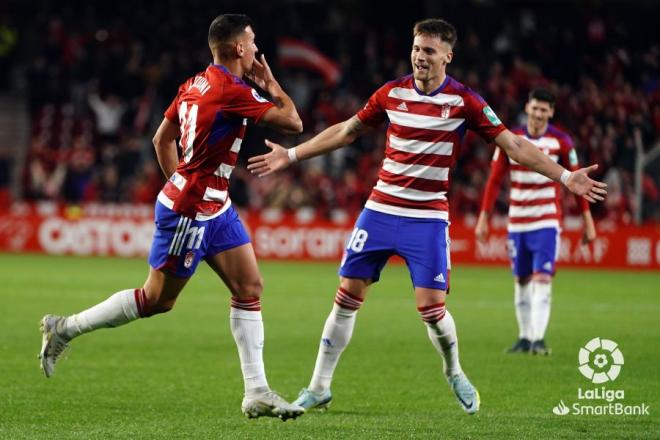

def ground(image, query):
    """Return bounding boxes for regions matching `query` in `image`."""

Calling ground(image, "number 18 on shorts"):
[339,208,451,290]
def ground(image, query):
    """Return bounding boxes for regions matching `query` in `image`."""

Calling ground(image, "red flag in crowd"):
[277,37,341,87]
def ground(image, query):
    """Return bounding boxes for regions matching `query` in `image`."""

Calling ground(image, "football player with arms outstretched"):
[248,18,606,414]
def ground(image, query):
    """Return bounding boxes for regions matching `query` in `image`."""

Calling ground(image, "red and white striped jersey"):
[480,124,589,232]
[159,64,274,220]
[357,75,506,220]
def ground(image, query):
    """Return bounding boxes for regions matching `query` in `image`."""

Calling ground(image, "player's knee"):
[532,273,552,283]
[417,302,446,325]
[141,286,178,316]
[232,276,264,299]
[150,298,177,315]
[339,277,369,299]
[517,275,532,285]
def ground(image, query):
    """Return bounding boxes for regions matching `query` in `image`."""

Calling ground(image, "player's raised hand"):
[565,164,607,203]
[248,54,275,91]
[247,139,292,177]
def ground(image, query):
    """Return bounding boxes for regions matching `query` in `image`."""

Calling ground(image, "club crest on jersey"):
[251,88,269,103]
[184,251,195,268]
[441,104,451,119]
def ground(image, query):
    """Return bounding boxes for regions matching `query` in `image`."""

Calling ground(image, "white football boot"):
[39,315,70,378]
[241,390,305,421]
[293,388,333,411]
[447,372,480,414]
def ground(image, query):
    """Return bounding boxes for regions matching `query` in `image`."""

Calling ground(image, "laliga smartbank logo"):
[552,338,650,416]
[578,337,624,383]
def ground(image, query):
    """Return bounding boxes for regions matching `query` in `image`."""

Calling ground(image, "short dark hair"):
[413,19,457,47]
[208,14,253,48]
[528,88,556,106]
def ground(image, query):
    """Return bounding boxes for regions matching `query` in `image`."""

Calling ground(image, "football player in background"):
[247,19,606,414]
[39,14,305,421]
[475,88,597,355]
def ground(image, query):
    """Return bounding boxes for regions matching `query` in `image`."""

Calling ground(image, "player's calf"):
[418,302,461,376]
[307,287,364,393]
[418,303,480,414]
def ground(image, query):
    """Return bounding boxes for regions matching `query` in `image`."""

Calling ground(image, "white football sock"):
[424,309,463,377]
[230,307,269,396]
[61,289,142,340]
[309,303,359,393]
[514,282,533,340]
[530,280,552,341]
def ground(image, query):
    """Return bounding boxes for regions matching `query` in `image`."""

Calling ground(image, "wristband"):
[560,169,571,185]
[287,147,298,163]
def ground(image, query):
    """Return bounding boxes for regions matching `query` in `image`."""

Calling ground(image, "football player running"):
[39,14,305,421]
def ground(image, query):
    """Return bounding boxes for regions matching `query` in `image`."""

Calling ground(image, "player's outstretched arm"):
[249,54,303,134]
[152,118,180,178]
[247,116,369,177]
[494,130,607,202]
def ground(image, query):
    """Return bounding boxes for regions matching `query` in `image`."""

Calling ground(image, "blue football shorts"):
[506,227,560,278]
[339,208,451,290]
[148,201,250,278]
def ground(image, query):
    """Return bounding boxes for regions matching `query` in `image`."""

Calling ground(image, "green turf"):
[0,254,658,439]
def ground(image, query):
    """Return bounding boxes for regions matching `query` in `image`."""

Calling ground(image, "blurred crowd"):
[4,0,659,222]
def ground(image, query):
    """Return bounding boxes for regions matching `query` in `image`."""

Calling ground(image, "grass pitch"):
[0,254,658,439]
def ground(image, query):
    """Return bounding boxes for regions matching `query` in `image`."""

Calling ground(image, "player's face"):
[525,99,555,131]
[237,26,259,72]
[411,34,453,83]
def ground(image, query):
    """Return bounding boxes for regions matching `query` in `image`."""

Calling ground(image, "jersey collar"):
[524,124,549,140]
[412,74,450,97]
[210,63,245,83]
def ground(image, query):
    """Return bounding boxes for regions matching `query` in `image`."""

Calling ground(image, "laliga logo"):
[578,337,624,384]
[552,338,648,416]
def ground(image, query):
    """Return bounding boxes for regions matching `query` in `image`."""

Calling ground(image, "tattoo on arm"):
[271,96,284,108]
[346,116,366,137]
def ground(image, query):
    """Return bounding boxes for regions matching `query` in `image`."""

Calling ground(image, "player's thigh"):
[206,243,263,298]
[339,208,396,284]
[201,207,260,297]
[529,228,560,276]
[397,218,451,291]
[507,231,533,278]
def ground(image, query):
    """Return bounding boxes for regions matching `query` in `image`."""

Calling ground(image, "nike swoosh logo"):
[457,394,474,409]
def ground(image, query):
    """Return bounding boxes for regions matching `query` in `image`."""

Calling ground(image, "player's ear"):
[235,41,244,58]
[548,106,555,119]
[445,50,453,64]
